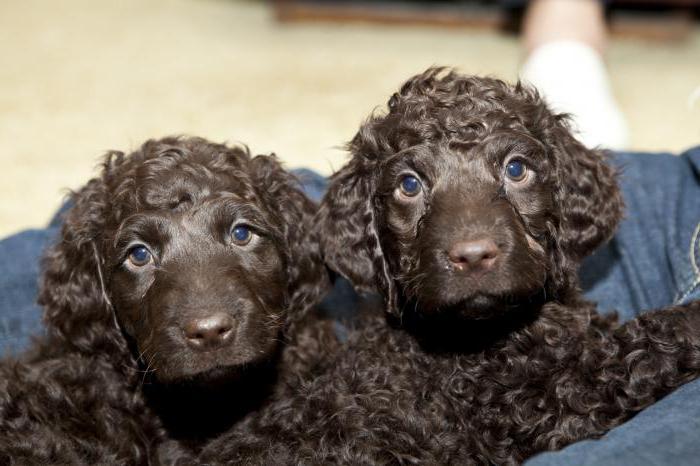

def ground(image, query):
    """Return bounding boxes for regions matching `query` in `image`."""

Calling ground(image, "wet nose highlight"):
[448,238,500,271]
[183,313,235,349]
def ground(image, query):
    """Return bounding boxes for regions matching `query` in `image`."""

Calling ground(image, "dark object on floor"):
[273,0,699,42]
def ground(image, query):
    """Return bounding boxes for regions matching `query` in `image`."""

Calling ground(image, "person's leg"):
[520,0,628,150]
[292,168,327,203]
[582,147,700,320]
[0,227,58,354]
[522,0,607,54]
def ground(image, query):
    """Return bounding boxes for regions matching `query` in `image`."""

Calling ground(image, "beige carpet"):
[1,0,699,237]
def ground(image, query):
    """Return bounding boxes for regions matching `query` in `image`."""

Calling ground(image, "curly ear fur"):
[250,155,331,326]
[38,155,131,361]
[539,115,624,290]
[316,157,398,313]
[549,125,624,258]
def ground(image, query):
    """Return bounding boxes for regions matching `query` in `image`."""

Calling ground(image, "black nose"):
[183,313,235,350]
[448,238,500,271]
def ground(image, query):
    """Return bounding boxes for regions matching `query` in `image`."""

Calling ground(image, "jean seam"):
[676,220,700,305]
[692,220,700,277]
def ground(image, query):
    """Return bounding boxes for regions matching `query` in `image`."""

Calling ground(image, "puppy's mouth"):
[141,337,281,385]
[152,356,267,385]
[173,363,249,386]
[423,293,511,320]
[445,294,510,319]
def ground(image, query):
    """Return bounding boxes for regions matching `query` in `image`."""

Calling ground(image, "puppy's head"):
[318,68,623,319]
[40,137,326,383]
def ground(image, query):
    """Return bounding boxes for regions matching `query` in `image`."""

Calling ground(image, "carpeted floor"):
[1,0,698,236]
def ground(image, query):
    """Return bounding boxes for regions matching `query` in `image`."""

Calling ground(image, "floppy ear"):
[38,155,130,360]
[315,156,398,314]
[547,121,624,275]
[249,155,330,323]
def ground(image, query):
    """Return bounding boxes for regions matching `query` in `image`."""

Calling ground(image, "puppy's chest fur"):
[304,304,621,464]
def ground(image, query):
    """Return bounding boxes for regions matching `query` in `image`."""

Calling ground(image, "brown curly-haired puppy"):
[0,137,330,464]
[199,68,700,465]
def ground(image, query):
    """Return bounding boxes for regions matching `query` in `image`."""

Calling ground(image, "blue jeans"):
[0,206,65,354]
[580,149,700,320]
[1,150,699,464]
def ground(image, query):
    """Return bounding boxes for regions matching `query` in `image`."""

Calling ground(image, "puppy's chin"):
[154,358,266,386]
[417,289,541,321]
[421,294,509,320]
[447,294,510,319]
[164,364,248,387]
[147,343,281,386]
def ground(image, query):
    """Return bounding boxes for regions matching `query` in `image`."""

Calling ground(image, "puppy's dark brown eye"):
[399,175,422,197]
[505,159,528,182]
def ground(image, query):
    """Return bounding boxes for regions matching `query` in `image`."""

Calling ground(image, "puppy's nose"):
[183,313,235,350]
[448,238,500,271]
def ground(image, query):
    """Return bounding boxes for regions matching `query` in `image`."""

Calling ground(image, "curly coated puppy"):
[0,137,330,464]
[199,69,700,465]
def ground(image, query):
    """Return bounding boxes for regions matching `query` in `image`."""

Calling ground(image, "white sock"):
[520,40,629,150]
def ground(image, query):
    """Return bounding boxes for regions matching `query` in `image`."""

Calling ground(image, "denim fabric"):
[0,228,56,354]
[580,147,700,320]
[292,168,327,203]
[1,152,699,464]
[0,202,66,354]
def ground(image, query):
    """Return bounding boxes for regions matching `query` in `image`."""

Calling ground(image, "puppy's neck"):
[140,350,281,449]
[394,291,551,354]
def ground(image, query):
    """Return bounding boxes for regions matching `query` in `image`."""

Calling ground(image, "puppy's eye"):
[127,245,153,267]
[505,159,527,182]
[399,175,422,197]
[231,224,253,246]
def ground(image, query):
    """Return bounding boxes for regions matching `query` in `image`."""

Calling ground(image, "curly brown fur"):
[0,137,329,465]
[198,68,700,465]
